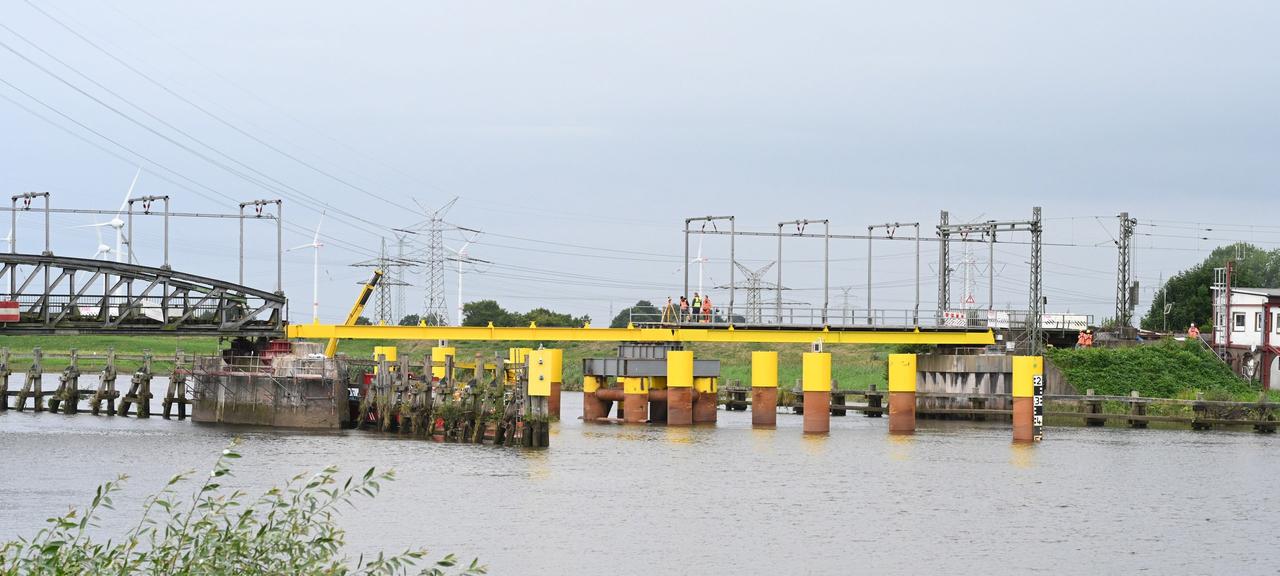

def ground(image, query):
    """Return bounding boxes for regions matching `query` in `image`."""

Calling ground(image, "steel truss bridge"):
[0,252,285,336]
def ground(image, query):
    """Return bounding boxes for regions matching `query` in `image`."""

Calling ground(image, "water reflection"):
[1,390,1276,576]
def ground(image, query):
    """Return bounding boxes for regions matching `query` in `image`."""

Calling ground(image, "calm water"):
[1,375,1277,575]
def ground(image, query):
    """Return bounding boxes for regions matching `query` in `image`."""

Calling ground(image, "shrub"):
[0,439,484,576]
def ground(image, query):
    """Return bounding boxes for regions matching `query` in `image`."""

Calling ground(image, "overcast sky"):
[2,0,1277,326]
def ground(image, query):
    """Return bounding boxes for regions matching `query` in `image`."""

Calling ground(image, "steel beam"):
[287,323,996,346]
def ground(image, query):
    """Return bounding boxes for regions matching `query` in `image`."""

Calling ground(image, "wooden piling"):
[1083,389,1105,427]
[119,352,153,418]
[16,348,43,412]
[1127,391,1148,429]
[0,347,10,411]
[91,348,119,415]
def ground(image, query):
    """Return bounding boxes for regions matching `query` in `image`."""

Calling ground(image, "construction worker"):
[1188,323,1201,340]
[679,296,690,322]
[691,293,702,322]
[701,295,712,323]
[1076,329,1087,349]
[1082,329,1094,348]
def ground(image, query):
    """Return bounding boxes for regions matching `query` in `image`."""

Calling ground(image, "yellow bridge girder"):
[288,324,996,346]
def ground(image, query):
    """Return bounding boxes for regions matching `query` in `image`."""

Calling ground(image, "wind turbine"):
[78,168,140,263]
[690,236,708,295]
[92,224,112,260]
[288,213,325,324]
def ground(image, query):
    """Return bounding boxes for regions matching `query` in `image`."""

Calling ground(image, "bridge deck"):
[287,323,996,346]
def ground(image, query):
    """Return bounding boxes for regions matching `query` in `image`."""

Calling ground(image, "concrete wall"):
[915,354,1076,410]
[192,371,345,429]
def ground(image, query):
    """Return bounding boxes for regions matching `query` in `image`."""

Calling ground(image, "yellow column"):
[751,351,778,427]
[527,349,552,397]
[693,376,718,423]
[1012,356,1044,442]
[544,348,563,419]
[667,350,694,425]
[621,376,648,423]
[802,352,832,434]
[430,346,455,380]
[888,353,917,434]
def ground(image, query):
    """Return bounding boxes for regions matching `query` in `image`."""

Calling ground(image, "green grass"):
[3,336,891,389]
[1046,339,1268,400]
[0,335,223,372]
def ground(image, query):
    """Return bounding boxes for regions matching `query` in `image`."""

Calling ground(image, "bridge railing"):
[628,305,1093,331]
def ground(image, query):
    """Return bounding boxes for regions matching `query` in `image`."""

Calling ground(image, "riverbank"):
[1045,339,1276,402]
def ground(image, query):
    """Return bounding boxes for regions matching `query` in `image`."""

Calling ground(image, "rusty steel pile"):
[352,346,559,448]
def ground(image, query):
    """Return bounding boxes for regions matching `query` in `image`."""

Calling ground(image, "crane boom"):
[324,269,382,357]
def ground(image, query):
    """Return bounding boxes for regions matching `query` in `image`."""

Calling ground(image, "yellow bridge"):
[287,323,996,346]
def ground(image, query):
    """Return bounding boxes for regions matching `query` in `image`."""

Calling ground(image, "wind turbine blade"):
[72,222,113,229]
[119,167,141,214]
[313,211,326,244]
[287,242,316,251]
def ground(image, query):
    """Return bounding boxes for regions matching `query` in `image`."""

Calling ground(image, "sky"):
[1,0,1278,327]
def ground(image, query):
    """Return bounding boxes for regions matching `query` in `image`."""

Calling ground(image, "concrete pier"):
[667,351,694,425]
[802,352,831,434]
[888,353,917,434]
[751,351,778,428]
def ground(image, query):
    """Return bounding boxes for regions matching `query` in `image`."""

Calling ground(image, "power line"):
[17,0,420,217]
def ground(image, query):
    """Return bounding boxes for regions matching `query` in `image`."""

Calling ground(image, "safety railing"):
[629,305,1092,331]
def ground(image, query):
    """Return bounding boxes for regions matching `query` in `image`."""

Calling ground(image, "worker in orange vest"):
[1082,329,1093,347]
[1188,323,1201,339]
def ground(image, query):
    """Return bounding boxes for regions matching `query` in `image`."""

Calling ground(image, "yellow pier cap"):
[802,352,832,392]
[667,351,694,388]
[752,351,778,388]
[1012,356,1044,397]
[622,377,647,395]
[372,346,397,362]
[289,324,995,346]
[888,354,917,393]
[693,377,717,395]
[583,375,603,394]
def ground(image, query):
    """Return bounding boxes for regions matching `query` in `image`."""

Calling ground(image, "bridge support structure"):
[1013,356,1044,443]
[888,354,917,434]
[751,351,778,428]
[802,352,831,434]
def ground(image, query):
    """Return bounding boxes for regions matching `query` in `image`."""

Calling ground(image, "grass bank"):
[1046,339,1273,401]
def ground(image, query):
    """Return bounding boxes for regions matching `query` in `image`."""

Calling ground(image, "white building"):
[1211,287,1280,387]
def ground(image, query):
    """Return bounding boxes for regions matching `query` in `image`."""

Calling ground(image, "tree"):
[1140,243,1280,331]
[462,300,519,327]
[398,314,421,326]
[523,307,590,327]
[610,300,660,328]
[354,316,372,326]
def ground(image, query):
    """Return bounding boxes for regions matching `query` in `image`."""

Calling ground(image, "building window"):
[1256,312,1264,332]
[1275,312,1280,334]
[1234,313,1246,332]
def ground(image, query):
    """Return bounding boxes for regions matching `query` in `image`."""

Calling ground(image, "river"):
[1,377,1276,575]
